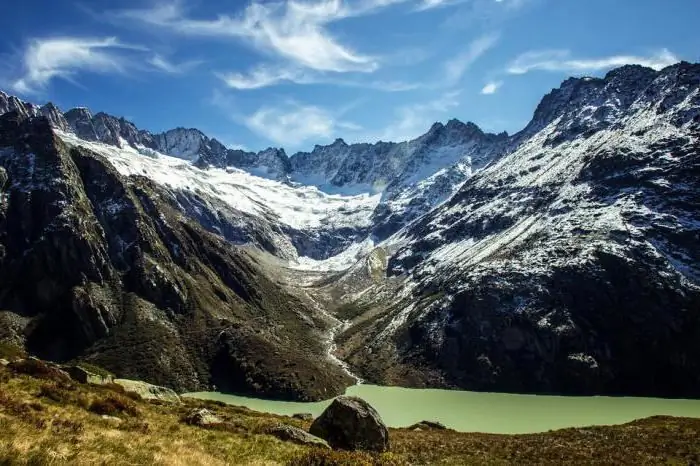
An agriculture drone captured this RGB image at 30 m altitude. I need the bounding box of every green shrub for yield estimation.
[88,395,140,418]
[0,342,26,360]
[37,383,72,403]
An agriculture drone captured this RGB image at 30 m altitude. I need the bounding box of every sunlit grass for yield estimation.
[0,363,698,465]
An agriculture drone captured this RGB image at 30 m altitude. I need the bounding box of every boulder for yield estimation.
[309,396,389,452]
[101,415,123,427]
[292,413,314,421]
[113,379,180,403]
[182,408,223,427]
[408,420,448,431]
[267,423,330,449]
[64,365,114,385]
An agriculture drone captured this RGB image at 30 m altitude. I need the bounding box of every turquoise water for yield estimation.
[184,384,700,434]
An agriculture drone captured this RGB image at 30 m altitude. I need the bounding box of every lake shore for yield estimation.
[185,383,700,434]
[2,362,700,465]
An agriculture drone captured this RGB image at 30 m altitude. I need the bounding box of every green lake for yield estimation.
[185,384,700,434]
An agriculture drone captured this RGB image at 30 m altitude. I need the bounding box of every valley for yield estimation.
[0,62,699,406]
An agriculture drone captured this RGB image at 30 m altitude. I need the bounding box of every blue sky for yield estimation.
[0,0,698,152]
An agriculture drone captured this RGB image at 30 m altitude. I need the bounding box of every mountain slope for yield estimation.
[0,90,508,261]
[1,62,699,401]
[330,62,700,398]
[0,111,352,400]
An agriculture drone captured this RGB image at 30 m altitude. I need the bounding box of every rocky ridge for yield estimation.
[0,90,509,253]
[1,62,699,400]
[0,110,352,400]
[329,62,700,398]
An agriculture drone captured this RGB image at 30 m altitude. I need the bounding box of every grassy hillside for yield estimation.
[1,360,699,465]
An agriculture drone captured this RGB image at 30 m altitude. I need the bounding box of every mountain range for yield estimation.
[0,62,698,400]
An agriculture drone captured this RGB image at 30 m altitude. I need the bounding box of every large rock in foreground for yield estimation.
[309,396,389,452]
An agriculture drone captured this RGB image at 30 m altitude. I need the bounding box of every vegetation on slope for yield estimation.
[1,360,699,465]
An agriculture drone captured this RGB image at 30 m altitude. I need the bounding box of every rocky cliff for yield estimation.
[331,62,700,398]
[0,111,352,400]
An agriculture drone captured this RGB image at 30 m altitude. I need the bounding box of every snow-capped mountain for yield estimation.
[62,106,230,163]
[0,90,69,130]
[1,62,699,400]
[0,111,354,400]
[332,62,700,398]
[0,89,509,262]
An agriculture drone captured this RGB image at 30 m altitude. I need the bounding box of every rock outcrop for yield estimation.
[182,408,224,427]
[309,396,389,452]
[64,365,114,385]
[113,379,181,403]
[266,424,330,449]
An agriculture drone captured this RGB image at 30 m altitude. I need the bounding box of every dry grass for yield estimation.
[0,363,699,465]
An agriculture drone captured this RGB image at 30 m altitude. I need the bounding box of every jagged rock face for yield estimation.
[0,91,40,119]
[0,90,511,251]
[336,62,700,398]
[290,120,507,193]
[286,120,509,240]
[64,108,98,141]
[0,112,352,399]
[155,128,227,162]
[205,147,291,179]
[8,93,231,164]
[39,103,69,131]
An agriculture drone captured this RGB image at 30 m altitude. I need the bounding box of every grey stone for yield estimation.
[292,413,314,421]
[408,420,448,431]
[113,379,180,403]
[310,396,389,452]
[64,365,114,385]
[267,423,330,449]
[182,408,223,427]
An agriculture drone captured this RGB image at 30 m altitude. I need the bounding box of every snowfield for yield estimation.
[58,131,382,233]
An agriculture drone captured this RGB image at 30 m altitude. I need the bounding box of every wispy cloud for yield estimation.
[444,33,500,86]
[218,66,311,89]
[147,54,202,74]
[218,63,420,91]
[508,49,680,75]
[12,37,145,94]
[416,0,469,11]
[108,0,387,73]
[481,80,502,94]
[244,101,361,147]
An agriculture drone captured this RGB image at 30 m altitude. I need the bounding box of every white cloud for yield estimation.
[416,0,469,11]
[508,49,679,75]
[148,54,202,74]
[244,101,361,147]
[218,63,420,91]
[218,65,311,89]
[444,33,499,85]
[12,37,144,94]
[110,0,386,73]
[481,80,502,94]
